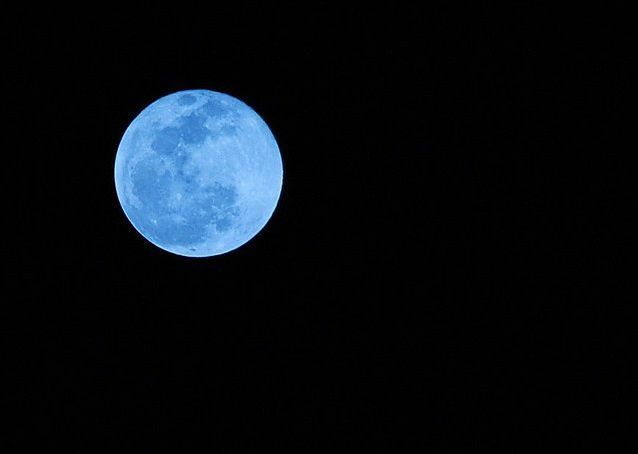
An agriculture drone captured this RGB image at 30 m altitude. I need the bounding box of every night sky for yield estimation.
[7,3,629,451]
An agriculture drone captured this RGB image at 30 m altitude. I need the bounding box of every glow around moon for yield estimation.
[114,90,283,257]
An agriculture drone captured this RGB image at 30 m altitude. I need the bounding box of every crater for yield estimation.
[177,94,197,106]
[180,113,209,144]
[201,182,237,209]
[202,100,227,118]
[151,126,181,155]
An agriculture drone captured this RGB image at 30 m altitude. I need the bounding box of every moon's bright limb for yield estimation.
[114,90,283,257]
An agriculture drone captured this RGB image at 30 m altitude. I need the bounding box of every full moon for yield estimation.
[114,89,283,257]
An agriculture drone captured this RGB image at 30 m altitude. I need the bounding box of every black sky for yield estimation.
[6,3,631,451]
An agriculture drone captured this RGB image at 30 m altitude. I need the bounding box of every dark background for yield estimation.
[6,2,631,451]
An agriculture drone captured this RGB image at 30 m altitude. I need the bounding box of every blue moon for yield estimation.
[114,89,283,257]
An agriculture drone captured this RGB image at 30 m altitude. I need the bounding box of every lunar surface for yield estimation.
[114,90,283,257]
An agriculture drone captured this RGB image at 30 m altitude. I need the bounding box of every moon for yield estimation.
[114,89,283,257]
